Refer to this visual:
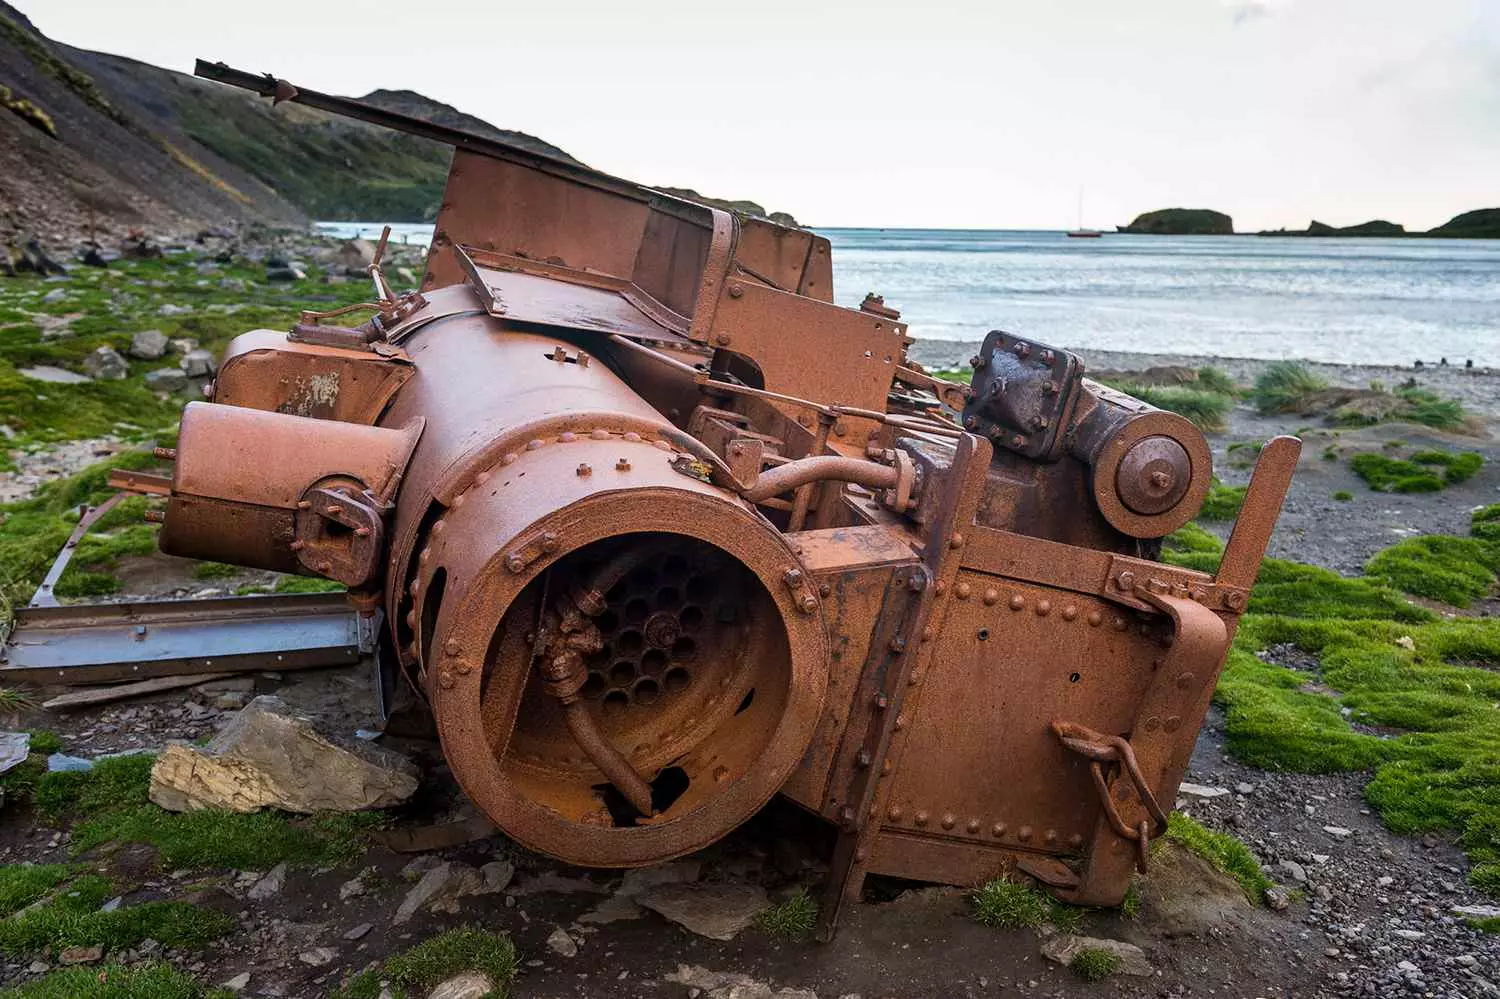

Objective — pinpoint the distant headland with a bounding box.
[1117,207,1500,238]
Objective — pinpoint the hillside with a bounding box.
[1119,208,1234,235]
[0,2,794,245]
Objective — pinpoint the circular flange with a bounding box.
[1115,436,1191,516]
[1090,412,1212,538]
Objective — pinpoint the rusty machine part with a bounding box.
[97,60,1300,938]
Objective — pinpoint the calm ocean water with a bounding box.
[317,223,1500,367]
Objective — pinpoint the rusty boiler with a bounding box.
[146,63,1299,938]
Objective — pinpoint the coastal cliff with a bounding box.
[1118,208,1234,235]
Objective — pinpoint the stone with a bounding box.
[221,972,251,991]
[636,882,769,941]
[478,860,515,894]
[120,235,162,260]
[1453,904,1500,919]
[80,245,108,268]
[58,945,104,965]
[664,965,818,999]
[1235,782,1255,794]
[214,692,250,711]
[339,869,375,900]
[1279,860,1307,883]
[0,732,31,775]
[148,695,417,814]
[1177,782,1230,799]
[1395,635,1415,650]
[1376,875,1394,888]
[18,365,89,384]
[343,922,373,941]
[396,266,418,287]
[1392,929,1425,940]
[247,862,286,900]
[170,337,199,355]
[145,368,189,393]
[299,947,337,966]
[19,237,67,275]
[47,753,93,772]
[401,855,445,881]
[1039,935,1152,977]
[180,348,218,378]
[1322,825,1353,839]
[42,288,67,304]
[337,239,376,269]
[1264,886,1292,910]
[25,961,48,975]
[546,926,578,958]
[158,304,190,317]
[267,265,306,282]
[427,972,495,999]
[394,862,485,924]
[128,329,169,360]
[83,346,128,380]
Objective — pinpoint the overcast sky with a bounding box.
[21,0,1499,230]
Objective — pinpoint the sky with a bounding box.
[19,0,1500,231]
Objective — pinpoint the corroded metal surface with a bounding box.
[96,63,1303,937]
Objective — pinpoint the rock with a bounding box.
[18,365,90,384]
[128,329,169,360]
[620,860,703,897]
[58,945,104,965]
[427,972,495,999]
[42,288,67,304]
[393,861,484,924]
[343,922,372,941]
[266,265,306,282]
[25,961,48,974]
[578,893,646,925]
[1177,782,1230,799]
[298,947,337,966]
[221,972,251,991]
[1279,860,1307,883]
[1376,875,1394,888]
[340,869,375,900]
[546,926,578,958]
[47,753,93,772]
[148,695,418,814]
[1395,635,1415,650]
[158,304,190,317]
[396,266,418,287]
[83,347,128,381]
[80,245,108,268]
[1040,935,1152,977]
[170,337,199,355]
[1393,929,1425,940]
[0,732,31,775]
[145,368,189,393]
[636,882,769,941]
[478,860,514,894]
[1120,208,1234,235]
[180,349,217,378]
[19,238,67,275]
[246,862,286,900]
[337,239,376,269]
[1235,782,1255,795]
[213,692,250,711]
[664,965,818,999]
[119,235,162,260]
[401,855,445,881]
[1322,825,1353,839]
[1452,904,1500,919]
[1264,886,1292,910]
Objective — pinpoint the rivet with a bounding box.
[431,519,445,534]
[1164,715,1182,732]
[1044,829,1058,844]
[289,539,306,552]
[450,493,466,509]
[559,431,577,443]
[577,462,592,477]
[819,583,832,597]
[856,749,872,769]
[591,428,610,440]
[933,580,947,595]
[941,814,956,830]
[855,847,867,861]
[893,714,906,731]
[297,500,311,510]
[991,822,1007,838]
[784,568,804,587]
[525,439,543,451]
[476,470,492,484]
[1009,594,1025,611]
[419,547,432,564]
[502,452,518,465]
[541,532,559,550]
[444,639,461,656]
[955,582,972,600]
[505,553,525,573]
[325,504,344,517]
[404,610,416,629]
[1062,605,1078,621]
[454,661,472,676]
[889,636,907,653]
[1087,611,1102,627]
[438,671,455,689]
[881,760,892,775]
[983,588,999,605]
[1144,715,1161,731]
[920,626,933,642]
[948,533,964,549]
[624,432,642,442]
[873,693,889,710]
[1017,826,1033,841]
[1112,617,1128,632]
[914,811,929,827]
[716,333,732,346]
[728,283,744,298]
[1176,672,1195,690]
[1068,833,1084,847]
[967,819,980,834]
[653,440,673,451]
[798,594,818,613]
[1036,600,1051,616]
[908,670,922,686]
[1116,570,1135,590]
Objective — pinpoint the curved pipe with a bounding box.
[741,455,900,503]
[561,700,656,816]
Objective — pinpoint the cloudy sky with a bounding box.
[22,0,1499,230]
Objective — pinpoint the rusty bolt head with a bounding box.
[856,749,872,769]
[541,531,559,551]
[969,355,985,369]
[873,693,889,711]
[576,462,592,477]
[1226,590,1248,611]
[948,533,964,549]
[715,333,732,346]
[355,526,371,538]
[1010,434,1026,448]
[439,671,455,689]
[728,283,744,298]
[797,594,818,614]
[289,539,305,552]
[914,810,928,826]
[783,568,804,588]
[889,636,907,653]
[505,553,526,573]
[444,638,461,656]
[1031,416,1050,431]
[615,457,631,471]
[1116,570,1136,591]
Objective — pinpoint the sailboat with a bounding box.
[1067,189,1102,238]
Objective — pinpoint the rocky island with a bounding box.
[1118,208,1234,235]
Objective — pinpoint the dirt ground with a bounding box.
[1,350,1498,998]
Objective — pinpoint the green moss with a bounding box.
[1332,490,1353,501]
[272,575,346,594]
[756,889,818,940]
[1474,504,1500,543]
[34,753,383,869]
[1165,813,1273,903]
[1199,478,1247,521]
[1069,948,1120,983]
[24,726,63,755]
[1468,915,1500,933]
[1364,535,1499,607]
[191,562,239,580]
[1352,450,1483,493]
[1251,361,1328,413]
[0,898,231,956]
[334,927,519,999]
[0,963,232,999]
[1119,882,1141,919]
[971,878,1049,929]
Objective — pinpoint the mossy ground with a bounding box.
[1164,813,1274,902]
[1165,520,1500,896]
[756,888,819,939]
[0,963,236,999]
[1351,449,1484,493]
[333,927,518,999]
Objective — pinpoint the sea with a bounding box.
[315,223,1500,368]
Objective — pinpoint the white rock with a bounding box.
[1039,935,1152,977]
[1279,860,1307,883]
[1393,929,1425,940]
[299,947,337,966]
[427,972,495,999]
[1397,960,1419,973]
[344,922,372,941]
[1177,782,1230,799]
[83,346,128,381]
[247,862,287,901]
[637,883,769,941]
[1376,875,1394,888]
[128,329,169,360]
[664,964,818,999]
[1235,782,1255,795]
[1453,904,1500,919]
[340,869,374,900]
[1322,826,1353,839]
[1311,854,1331,864]
[1395,635,1415,650]
[220,972,251,991]
[546,927,578,958]
[477,860,515,894]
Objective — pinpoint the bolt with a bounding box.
[355,526,371,538]
[1031,416,1049,431]
[439,671,455,689]
[576,463,592,477]
[1116,570,1136,591]
[505,554,525,573]
[969,355,985,369]
[1150,469,1172,488]
[856,749,872,769]
[1010,434,1026,448]
[297,500,312,510]
[541,532,559,551]
[715,333,732,346]
[445,638,461,656]
[153,446,177,461]
[143,510,165,524]
[873,693,889,711]
[317,561,333,573]
[1013,342,1031,359]
[616,457,631,471]
[889,636,907,653]
[728,283,744,298]
[783,568,804,588]
[797,594,818,614]
[948,533,964,549]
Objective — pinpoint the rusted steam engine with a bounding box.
[155,64,1295,937]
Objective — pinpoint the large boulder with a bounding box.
[128,329,169,360]
[336,239,376,270]
[1119,208,1233,235]
[149,695,417,813]
[83,346,128,380]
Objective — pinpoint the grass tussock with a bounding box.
[1331,387,1467,431]
[1098,383,1232,432]
[1198,478,1247,521]
[1474,504,1500,543]
[756,889,818,940]
[970,877,1087,930]
[0,962,233,999]
[1364,535,1499,608]
[1165,813,1274,903]
[1069,948,1121,983]
[1251,361,1328,414]
[333,926,519,999]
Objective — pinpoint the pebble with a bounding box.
[220,972,251,991]
[1323,825,1353,839]
[343,922,373,941]
[546,927,579,958]
[298,947,337,966]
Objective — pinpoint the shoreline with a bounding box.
[907,340,1500,419]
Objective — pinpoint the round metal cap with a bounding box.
[1115,436,1192,515]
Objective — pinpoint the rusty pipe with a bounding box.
[560,699,656,816]
[741,455,900,503]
